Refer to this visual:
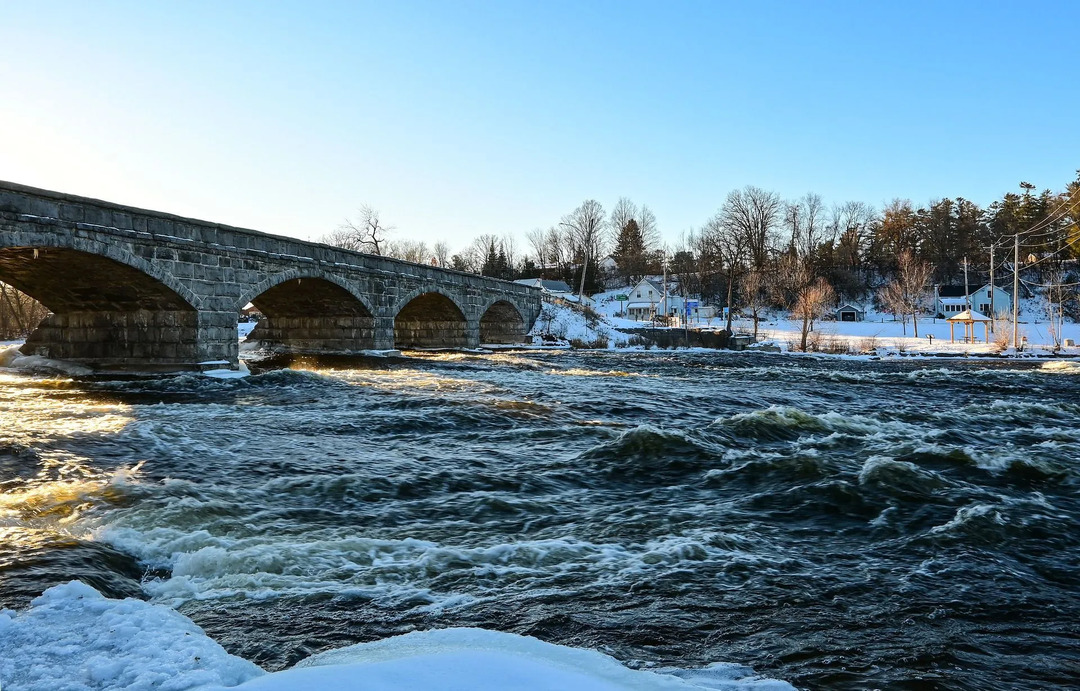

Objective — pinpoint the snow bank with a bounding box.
[530,300,630,347]
[208,627,794,691]
[0,581,264,691]
[0,583,794,691]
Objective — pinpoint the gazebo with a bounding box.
[947,309,992,343]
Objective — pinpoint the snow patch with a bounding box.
[0,581,263,691]
[209,627,795,691]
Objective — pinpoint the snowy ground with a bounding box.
[584,287,1080,357]
[747,314,1080,357]
[529,299,630,347]
[0,582,794,691]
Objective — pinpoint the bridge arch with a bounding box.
[478,299,529,344]
[0,243,200,368]
[393,289,469,349]
[240,271,376,353]
[0,232,202,310]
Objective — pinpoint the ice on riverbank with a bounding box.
[0,582,794,691]
[0,342,94,376]
[0,581,263,691]
[212,627,795,691]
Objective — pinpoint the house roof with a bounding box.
[835,303,864,312]
[947,309,992,322]
[938,284,1010,298]
[937,285,967,297]
[540,280,573,293]
[514,278,574,293]
[939,297,968,305]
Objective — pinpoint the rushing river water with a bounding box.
[1,350,1079,690]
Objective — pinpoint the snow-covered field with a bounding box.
[0,582,793,691]
[581,287,1080,357]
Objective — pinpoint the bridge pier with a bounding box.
[372,316,396,351]
[197,310,240,366]
[21,309,202,371]
[465,321,481,349]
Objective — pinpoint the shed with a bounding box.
[946,309,992,343]
[834,303,865,322]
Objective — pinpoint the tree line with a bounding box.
[330,173,1080,342]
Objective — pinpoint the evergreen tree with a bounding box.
[611,218,646,284]
[481,240,501,277]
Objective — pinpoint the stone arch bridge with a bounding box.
[0,181,540,371]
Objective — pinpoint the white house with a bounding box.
[625,278,685,321]
[935,284,1011,319]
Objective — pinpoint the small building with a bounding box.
[835,303,865,322]
[936,284,1010,319]
[689,304,719,321]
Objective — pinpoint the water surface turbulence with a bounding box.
[1,350,1079,689]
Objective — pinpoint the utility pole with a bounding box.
[988,244,995,333]
[661,255,668,324]
[1012,233,1020,351]
[962,256,970,311]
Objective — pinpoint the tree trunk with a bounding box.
[724,267,735,332]
[912,312,919,338]
[800,314,810,351]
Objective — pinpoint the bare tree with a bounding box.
[0,282,49,339]
[525,228,548,268]
[704,211,746,332]
[433,241,451,268]
[501,233,519,273]
[544,226,569,275]
[609,197,638,244]
[830,200,877,274]
[721,186,782,274]
[638,205,660,251]
[793,277,836,351]
[740,269,772,339]
[325,204,394,255]
[561,199,607,296]
[784,193,827,261]
[877,250,933,336]
[385,239,430,264]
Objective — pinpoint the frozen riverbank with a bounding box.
[0,583,792,691]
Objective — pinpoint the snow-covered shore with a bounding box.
[0,582,794,691]
[569,290,1080,358]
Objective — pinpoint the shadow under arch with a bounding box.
[245,276,376,352]
[394,291,468,349]
[479,300,528,344]
[0,246,200,369]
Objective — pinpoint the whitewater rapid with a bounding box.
[2,350,1078,689]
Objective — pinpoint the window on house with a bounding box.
[636,292,641,298]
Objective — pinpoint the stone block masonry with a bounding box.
[0,181,541,370]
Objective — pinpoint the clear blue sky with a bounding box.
[1,1,1076,251]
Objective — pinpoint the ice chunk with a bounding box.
[0,581,263,691]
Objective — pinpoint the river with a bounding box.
[1,350,1078,690]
